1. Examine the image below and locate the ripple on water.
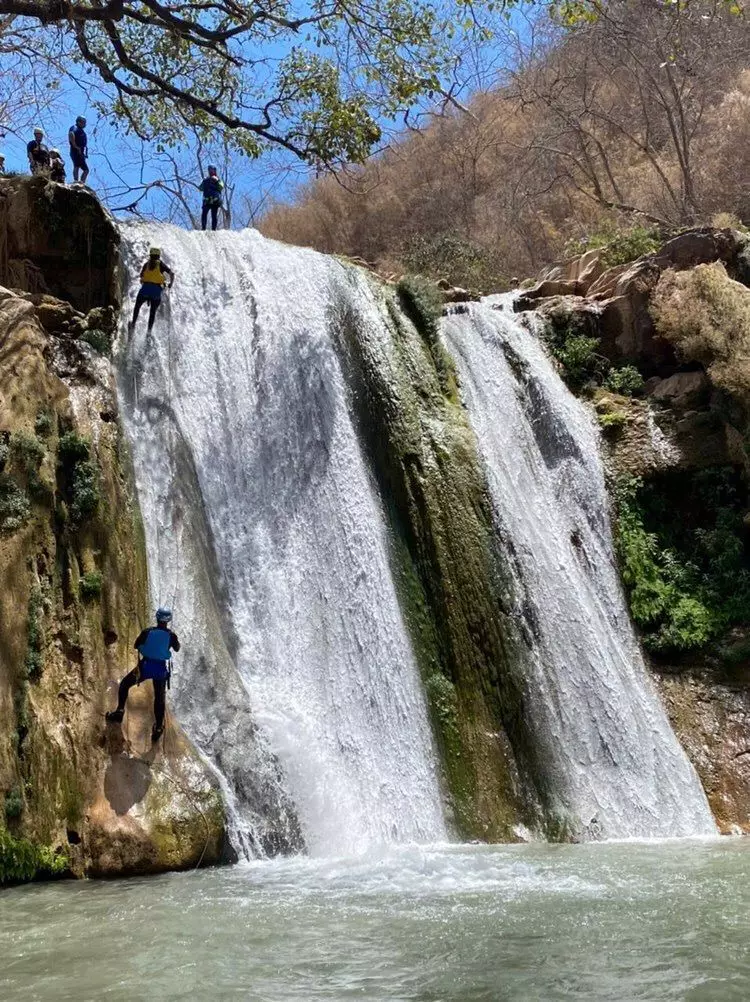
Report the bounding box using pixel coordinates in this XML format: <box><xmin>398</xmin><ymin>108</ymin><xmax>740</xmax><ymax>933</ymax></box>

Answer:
<box><xmin>2</xmin><ymin>841</ymin><xmax>750</xmax><ymax>1002</ymax></box>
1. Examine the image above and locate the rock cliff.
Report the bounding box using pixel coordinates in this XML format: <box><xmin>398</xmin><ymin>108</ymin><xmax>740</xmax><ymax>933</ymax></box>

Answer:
<box><xmin>0</xmin><ymin>178</ymin><xmax>226</xmax><ymax>882</ymax></box>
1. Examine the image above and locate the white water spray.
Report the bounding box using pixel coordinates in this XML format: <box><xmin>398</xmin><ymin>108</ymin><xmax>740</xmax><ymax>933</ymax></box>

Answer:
<box><xmin>443</xmin><ymin>301</ymin><xmax>716</xmax><ymax>839</ymax></box>
<box><xmin>116</xmin><ymin>224</ymin><xmax>446</xmax><ymax>856</ymax></box>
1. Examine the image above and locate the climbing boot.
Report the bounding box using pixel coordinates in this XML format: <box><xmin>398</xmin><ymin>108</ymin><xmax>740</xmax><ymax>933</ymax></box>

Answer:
<box><xmin>105</xmin><ymin>709</ymin><xmax>124</xmax><ymax>724</ymax></box>
<box><xmin>151</xmin><ymin>724</ymin><xmax>164</xmax><ymax>743</ymax></box>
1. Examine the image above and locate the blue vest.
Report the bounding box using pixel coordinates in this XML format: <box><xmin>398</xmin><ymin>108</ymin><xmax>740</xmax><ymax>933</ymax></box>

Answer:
<box><xmin>138</xmin><ymin>628</ymin><xmax>172</xmax><ymax>663</ymax></box>
<box><xmin>71</xmin><ymin>125</ymin><xmax>87</xmax><ymax>152</ymax></box>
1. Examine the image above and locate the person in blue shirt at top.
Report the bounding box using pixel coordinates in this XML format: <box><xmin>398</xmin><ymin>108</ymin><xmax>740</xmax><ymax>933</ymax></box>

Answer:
<box><xmin>106</xmin><ymin>608</ymin><xmax>180</xmax><ymax>742</ymax></box>
<box><xmin>199</xmin><ymin>165</ymin><xmax>224</xmax><ymax>231</ymax></box>
<box><xmin>68</xmin><ymin>115</ymin><xmax>89</xmax><ymax>184</ymax></box>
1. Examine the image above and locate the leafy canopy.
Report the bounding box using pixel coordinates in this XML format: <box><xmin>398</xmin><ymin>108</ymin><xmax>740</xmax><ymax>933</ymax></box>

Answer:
<box><xmin>1</xmin><ymin>0</ymin><xmax>503</xmax><ymax>167</ymax></box>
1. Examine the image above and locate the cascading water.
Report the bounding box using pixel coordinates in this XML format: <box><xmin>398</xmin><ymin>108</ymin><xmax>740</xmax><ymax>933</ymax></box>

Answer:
<box><xmin>442</xmin><ymin>300</ymin><xmax>716</xmax><ymax>839</ymax></box>
<box><xmin>115</xmin><ymin>224</ymin><xmax>446</xmax><ymax>857</ymax></box>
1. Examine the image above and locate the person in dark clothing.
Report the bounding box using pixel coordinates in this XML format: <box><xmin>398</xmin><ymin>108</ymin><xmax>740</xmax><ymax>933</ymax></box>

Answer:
<box><xmin>68</xmin><ymin>116</ymin><xmax>89</xmax><ymax>183</ymax></box>
<box><xmin>49</xmin><ymin>149</ymin><xmax>66</xmax><ymax>183</ymax></box>
<box><xmin>129</xmin><ymin>247</ymin><xmax>175</xmax><ymax>333</ymax></box>
<box><xmin>106</xmin><ymin>608</ymin><xmax>180</xmax><ymax>742</ymax></box>
<box><xmin>27</xmin><ymin>128</ymin><xmax>50</xmax><ymax>175</ymax></box>
<box><xmin>199</xmin><ymin>165</ymin><xmax>224</xmax><ymax>231</ymax></box>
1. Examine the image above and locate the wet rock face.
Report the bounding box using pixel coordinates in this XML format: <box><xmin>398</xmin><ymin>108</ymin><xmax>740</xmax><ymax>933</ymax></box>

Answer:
<box><xmin>657</xmin><ymin>672</ymin><xmax>750</xmax><ymax>835</ymax></box>
<box><xmin>0</xmin><ymin>289</ymin><xmax>225</xmax><ymax>880</ymax></box>
<box><xmin>0</xmin><ymin>175</ymin><xmax>119</xmax><ymax>313</ymax></box>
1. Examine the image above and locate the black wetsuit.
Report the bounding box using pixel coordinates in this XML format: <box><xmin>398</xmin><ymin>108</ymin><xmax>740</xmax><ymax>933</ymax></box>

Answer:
<box><xmin>27</xmin><ymin>140</ymin><xmax>50</xmax><ymax>175</ymax></box>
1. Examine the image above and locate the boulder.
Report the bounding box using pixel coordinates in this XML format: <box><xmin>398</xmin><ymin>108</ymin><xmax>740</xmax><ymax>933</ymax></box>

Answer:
<box><xmin>648</xmin><ymin>370</ymin><xmax>710</xmax><ymax>411</ymax></box>
<box><xmin>537</xmin><ymin>248</ymin><xmax>605</xmax><ymax>295</ymax></box>
<box><xmin>514</xmin><ymin>278</ymin><xmax>583</xmax><ymax>310</ymax></box>
<box><xmin>0</xmin><ymin>175</ymin><xmax>119</xmax><ymax>312</ymax></box>
<box><xmin>586</xmin><ymin>229</ymin><xmax>748</xmax><ymax>369</ymax></box>
<box><xmin>441</xmin><ymin>285</ymin><xmax>479</xmax><ymax>304</ymax></box>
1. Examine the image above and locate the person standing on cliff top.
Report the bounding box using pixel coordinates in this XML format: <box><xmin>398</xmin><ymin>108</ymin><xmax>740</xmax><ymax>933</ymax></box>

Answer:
<box><xmin>106</xmin><ymin>608</ymin><xmax>180</xmax><ymax>742</ymax></box>
<box><xmin>199</xmin><ymin>165</ymin><xmax>224</xmax><ymax>231</ymax></box>
<box><xmin>68</xmin><ymin>116</ymin><xmax>89</xmax><ymax>184</ymax></box>
<box><xmin>129</xmin><ymin>247</ymin><xmax>175</xmax><ymax>333</ymax></box>
<box><xmin>27</xmin><ymin>128</ymin><xmax>50</xmax><ymax>175</ymax></box>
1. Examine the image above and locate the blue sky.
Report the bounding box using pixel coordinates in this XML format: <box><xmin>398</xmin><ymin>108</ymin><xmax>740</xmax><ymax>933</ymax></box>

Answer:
<box><xmin>0</xmin><ymin>7</ymin><xmax>531</xmax><ymax>226</ymax></box>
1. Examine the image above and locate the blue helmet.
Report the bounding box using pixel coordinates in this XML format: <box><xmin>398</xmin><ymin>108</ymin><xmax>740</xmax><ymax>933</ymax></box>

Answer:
<box><xmin>156</xmin><ymin>607</ymin><xmax>172</xmax><ymax>623</ymax></box>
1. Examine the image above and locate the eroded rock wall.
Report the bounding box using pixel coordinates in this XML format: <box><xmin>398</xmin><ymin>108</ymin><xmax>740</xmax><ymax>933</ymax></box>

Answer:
<box><xmin>0</xmin><ymin>179</ymin><xmax>226</xmax><ymax>881</ymax></box>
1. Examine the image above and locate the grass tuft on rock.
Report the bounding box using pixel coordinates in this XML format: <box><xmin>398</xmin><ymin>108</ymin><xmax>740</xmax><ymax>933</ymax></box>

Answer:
<box><xmin>0</xmin><ymin>473</ymin><xmax>31</xmax><ymax>535</ymax></box>
<box><xmin>57</xmin><ymin>432</ymin><xmax>101</xmax><ymax>525</ymax></box>
<box><xmin>79</xmin><ymin>570</ymin><xmax>103</xmax><ymax>601</ymax></box>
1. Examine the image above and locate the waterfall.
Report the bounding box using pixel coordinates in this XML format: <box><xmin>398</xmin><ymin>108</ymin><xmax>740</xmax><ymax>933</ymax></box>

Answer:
<box><xmin>115</xmin><ymin>224</ymin><xmax>446</xmax><ymax>857</ymax></box>
<box><xmin>442</xmin><ymin>301</ymin><xmax>716</xmax><ymax>839</ymax></box>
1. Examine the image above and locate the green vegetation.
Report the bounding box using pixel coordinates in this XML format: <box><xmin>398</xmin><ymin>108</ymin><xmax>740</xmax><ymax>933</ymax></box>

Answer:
<box><xmin>10</xmin><ymin>431</ymin><xmax>50</xmax><ymax>500</ymax></box>
<box><xmin>24</xmin><ymin>588</ymin><xmax>44</xmax><ymax>682</ymax></box>
<box><xmin>13</xmin><ymin>682</ymin><xmax>29</xmax><ymax>754</ymax></box>
<box><xmin>80</xmin><ymin>328</ymin><xmax>112</xmax><ymax>356</ymax></box>
<box><xmin>614</xmin><ymin>469</ymin><xmax>750</xmax><ymax>654</ymax></box>
<box><xmin>564</xmin><ymin>224</ymin><xmax>662</xmax><ymax>268</ymax></box>
<box><xmin>11</xmin><ymin>0</ymin><xmax>487</xmax><ymax>172</ymax></box>
<box><xmin>4</xmin><ymin>788</ymin><xmax>23</xmax><ymax>821</ymax></box>
<box><xmin>540</xmin><ymin>304</ymin><xmax>605</xmax><ymax>393</ymax></box>
<box><xmin>0</xmin><ymin>474</ymin><xmax>31</xmax><ymax>535</ymax></box>
<box><xmin>402</xmin><ymin>234</ymin><xmax>501</xmax><ymax>292</ymax></box>
<box><xmin>604</xmin><ymin>365</ymin><xmax>645</xmax><ymax>396</ymax></box>
<box><xmin>58</xmin><ymin>432</ymin><xmax>90</xmax><ymax>465</ymax></box>
<box><xmin>34</xmin><ymin>410</ymin><xmax>53</xmax><ymax>438</ymax></box>
<box><xmin>58</xmin><ymin>432</ymin><xmax>101</xmax><ymax>525</ymax></box>
<box><xmin>10</xmin><ymin>432</ymin><xmax>45</xmax><ymax>475</ymax></box>
<box><xmin>425</xmin><ymin>673</ymin><xmax>460</xmax><ymax>744</ymax></box>
<box><xmin>395</xmin><ymin>276</ymin><xmax>457</xmax><ymax>399</ymax></box>
<box><xmin>598</xmin><ymin>410</ymin><xmax>628</xmax><ymax>436</ymax></box>
<box><xmin>0</xmin><ymin>828</ymin><xmax>66</xmax><ymax>885</ymax></box>
<box><xmin>79</xmin><ymin>570</ymin><xmax>103</xmax><ymax>601</ymax></box>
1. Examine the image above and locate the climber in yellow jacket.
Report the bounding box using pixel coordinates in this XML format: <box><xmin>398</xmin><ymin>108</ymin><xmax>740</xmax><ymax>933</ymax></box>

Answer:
<box><xmin>129</xmin><ymin>247</ymin><xmax>174</xmax><ymax>333</ymax></box>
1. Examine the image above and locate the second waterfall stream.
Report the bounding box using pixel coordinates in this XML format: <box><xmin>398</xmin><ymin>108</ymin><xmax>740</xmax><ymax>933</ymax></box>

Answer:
<box><xmin>115</xmin><ymin>224</ymin><xmax>715</xmax><ymax>854</ymax></box>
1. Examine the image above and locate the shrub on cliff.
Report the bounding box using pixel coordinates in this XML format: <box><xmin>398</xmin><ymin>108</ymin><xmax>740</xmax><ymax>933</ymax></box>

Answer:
<box><xmin>565</xmin><ymin>224</ymin><xmax>661</xmax><ymax>269</ymax></box>
<box><xmin>0</xmin><ymin>829</ymin><xmax>66</xmax><ymax>885</ymax></box>
<box><xmin>57</xmin><ymin>432</ymin><xmax>101</xmax><ymax>526</ymax></box>
<box><xmin>650</xmin><ymin>263</ymin><xmax>750</xmax><ymax>411</ymax></box>
<box><xmin>402</xmin><ymin>234</ymin><xmax>502</xmax><ymax>292</ymax></box>
<box><xmin>540</xmin><ymin>303</ymin><xmax>606</xmax><ymax>393</ymax></box>
<box><xmin>0</xmin><ymin>474</ymin><xmax>31</xmax><ymax>535</ymax></box>
<box><xmin>614</xmin><ymin>469</ymin><xmax>750</xmax><ymax>654</ymax></box>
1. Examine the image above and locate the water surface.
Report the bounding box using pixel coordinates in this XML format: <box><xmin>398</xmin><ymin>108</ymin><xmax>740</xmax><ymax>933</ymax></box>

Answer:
<box><xmin>2</xmin><ymin>840</ymin><xmax>749</xmax><ymax>1001</ymax></box>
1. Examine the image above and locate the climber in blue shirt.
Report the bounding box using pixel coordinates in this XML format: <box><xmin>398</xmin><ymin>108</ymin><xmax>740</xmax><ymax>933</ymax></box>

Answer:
<box><xmin>199</xmin><ymin>165</ymin><xmax>224</xmax><ymax>231</ymax></box>
<box><xmin>106</xmin><ymin>608</ymin><xmax>180</xmax><ymax>742</ymax></box>
<box><xmin>68</xmin><ymin>116</ymin><xmax>89</xmax><ymax>184</ymax></box>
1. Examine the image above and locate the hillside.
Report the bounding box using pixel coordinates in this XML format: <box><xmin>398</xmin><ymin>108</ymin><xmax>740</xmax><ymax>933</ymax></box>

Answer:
<box><xmin>260</xmin><ymin>0</ymin><xmax>750</xmax><ymax>287</ymax></box>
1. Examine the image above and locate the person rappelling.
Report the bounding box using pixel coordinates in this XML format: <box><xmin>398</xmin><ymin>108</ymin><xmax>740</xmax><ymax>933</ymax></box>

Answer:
<box><xmin>128</xmin><ymin>247</ymin><xmax>175</xmax><ymax>333</ymax></box>
<box><xmin>199</xmin><ymin>165</ymin><xmax>224</xmax><ymax>231</ymax></box>
<box><xmin>106</xmin><ymin>608</ymin><xmax>180</xmax><ymax>742</ymax></box>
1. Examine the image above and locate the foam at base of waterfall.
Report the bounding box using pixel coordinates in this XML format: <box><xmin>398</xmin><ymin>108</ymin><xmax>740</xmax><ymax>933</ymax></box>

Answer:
<box><xmin>443</xmin><ymin>302</ymin><xmax>716</xmax><ymax>839</ymax></box>
<box><xmin>116</xmin><ymin>223</ymin><xmax>446</xmax><ymax>856</ymax></box>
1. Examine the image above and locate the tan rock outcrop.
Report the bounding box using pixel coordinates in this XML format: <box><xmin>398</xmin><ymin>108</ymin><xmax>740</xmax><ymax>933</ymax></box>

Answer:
<box><xmin>0</xmin><ymin>288</ymin><xmax>225</xmax><ymax>877</ymax></box>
